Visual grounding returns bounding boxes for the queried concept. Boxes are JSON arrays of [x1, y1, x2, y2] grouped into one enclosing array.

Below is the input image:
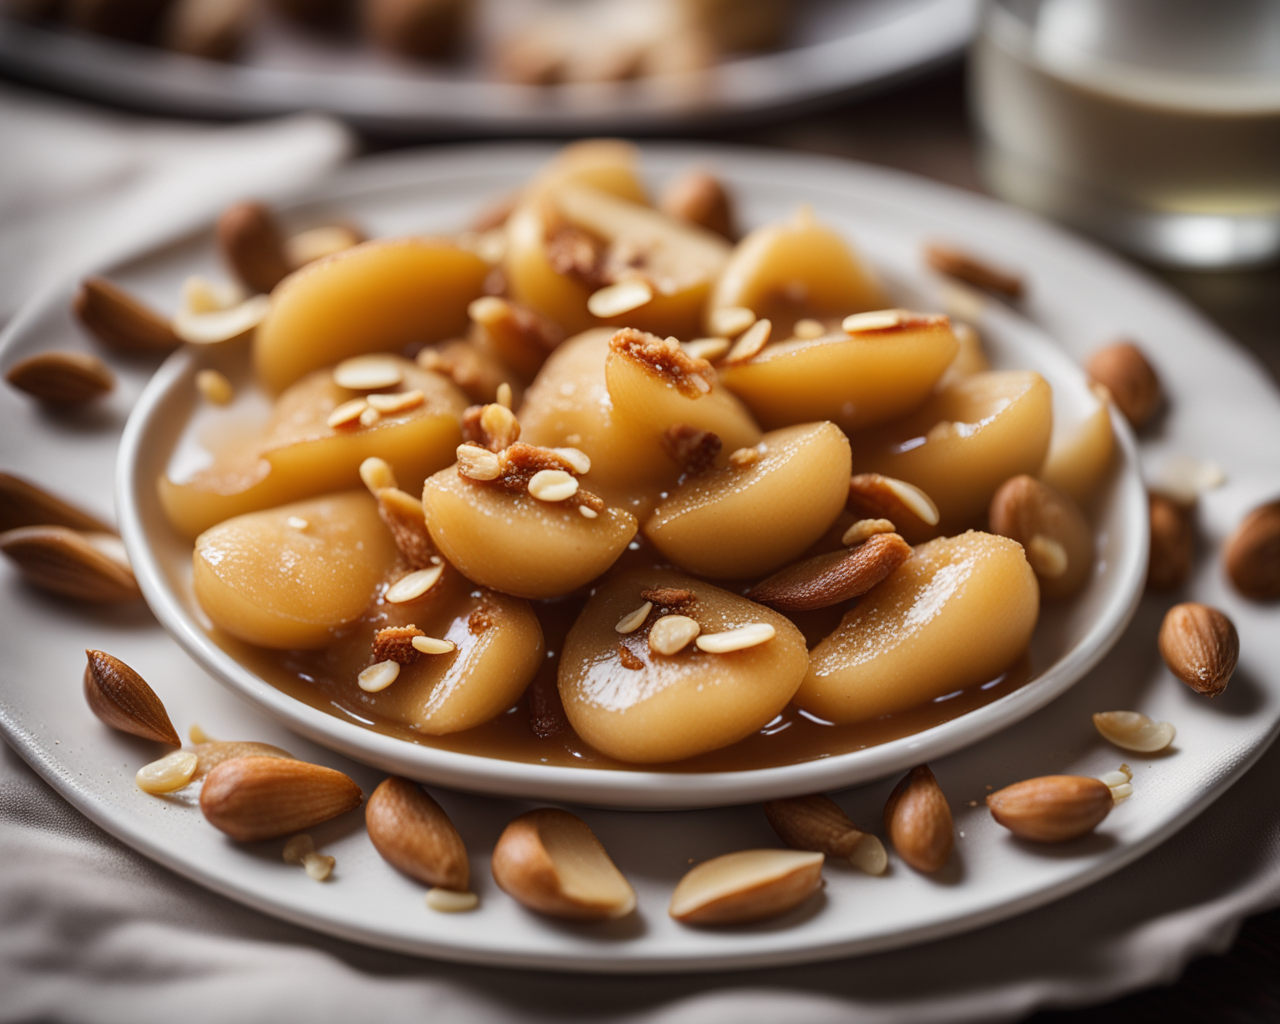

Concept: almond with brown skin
[[1223, 500, 1280, 601], [883, 765, 953, 873], [73, 277, 180, 354], [763, 794, 887, 875], [1147, 492, 1194, 592], [6, 352, 114, 405], [924, 243, 1024, 299], [1086, 342, 1161, 430], [0, 525, 140, 602], [988, 475, 1093, 600], [987, 775, 1113, 842], [659, 170, 735, 240], [747, 532, 911, 611], [217, 201, 291, 295], [847, 474, 940, 545], [1158, 602, 1238, 696], [83, 650, 180, 745], [0, 473, 113, 533], [200, 756, 363, 842], [366, 777, 470, 891]]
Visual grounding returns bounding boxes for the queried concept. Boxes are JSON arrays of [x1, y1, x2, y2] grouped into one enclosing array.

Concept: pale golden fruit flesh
[[644, 422, 851, 579], [558, 570, 809, 763], [718, 314, 959, 431], [850, 370, 1054, 527], [796, 531, 1039, 723], [160, 359, 466, 539], [708, 206, 887, 338], [193, 492, 399, 650], [525, 138, 648, 205], [254, 237, 489, 393], [1039, 390, 1115, 507]]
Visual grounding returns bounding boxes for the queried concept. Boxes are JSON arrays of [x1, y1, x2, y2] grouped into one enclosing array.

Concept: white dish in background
[[2, 144, 1278, 972]]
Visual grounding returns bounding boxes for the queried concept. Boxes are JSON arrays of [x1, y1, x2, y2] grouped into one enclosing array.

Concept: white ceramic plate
[[2, 145, 1278, 973], [0, 0, 976, 135], [112, 157, 1147, 808]]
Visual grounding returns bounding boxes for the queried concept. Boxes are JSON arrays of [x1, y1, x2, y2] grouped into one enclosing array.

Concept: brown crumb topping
[[609, 328, 714, 398], [640, 587, 697, 616], [546, 223, 608, 289], [618, 643, 644, 671], [373, 625, 425, 665], [376, 488, 437, 570], [528, 674, 569, 738], [462, 402, 521, 452], [462, 442, 605, 514], [661, 424, 721, 476], [468, 607, 494, 634]]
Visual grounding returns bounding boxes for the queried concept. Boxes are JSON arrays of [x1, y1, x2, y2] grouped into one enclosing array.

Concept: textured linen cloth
[[1, 82, 1278, 1024]]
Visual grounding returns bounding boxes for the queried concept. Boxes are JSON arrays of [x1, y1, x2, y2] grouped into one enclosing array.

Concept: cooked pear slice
[[193, 492, 399, 650], [1039, 386, 1116, 506], [559, 570, 808, 763], [644, 423, 851, 579], [796, 532, 1039, 724], [254, 237, 488, 393], [525, 138, 648, 205]]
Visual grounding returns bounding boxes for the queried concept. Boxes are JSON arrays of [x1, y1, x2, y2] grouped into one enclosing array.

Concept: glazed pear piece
[[718, 312, 960, 432], [707, 205, 887, 338], [644, 422, 851, 579], [796, 532, 1039, 724], [254, 237, 489, 393], [558, 570, 809, 763], [193, 491, 400, 650], [160, 357, 466, 539], [1039, 385, 1115, 507], [849, 370, 1054, 528], [524, 138, 648, 205]]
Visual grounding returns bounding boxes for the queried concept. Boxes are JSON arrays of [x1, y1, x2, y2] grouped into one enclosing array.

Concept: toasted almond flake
[[528, 469, 579, 502], [426, 887, 479, 913], [588, 280, 654, 318], [194, 368, 234, 405], [333, 355, 403, 391], [578, 505, 598, 519], [615, 601, 653, 634], [173, 294, 271, 345], [549, 447, 591, 474], [181, 275, 244, 314], [285, 516, 309, 530], [480, 403, 520, 448], [728, 446, 760, 468], [411, 635, 457, 655], [682, 337, 732, 361], [843, 309, 908, 333], [1027, 534, 1068, 579], [456, 444, 502, 481], [358, 660, 400, 692], [359, 406, 381, 427], [695, 623, 775, 653], [842, 518, 896, 546], [881, 476, 940, 526], [793, 318, 826, 339], [386, 565, 444, 604], [327, 398, 368, 428], [725, 318, 771, 364], [283, 834, 315, 864], [135, 750, 198, 794], [359, 456, 397, 493], [1146, 454, 1226, 507], [649, 614, 700, 655], [710, 306, 756, 338], [497, 382, 514, 409], [303, 852, 336, 881], [1093, 711, 1176, 753], [367, 389, 424, 414]]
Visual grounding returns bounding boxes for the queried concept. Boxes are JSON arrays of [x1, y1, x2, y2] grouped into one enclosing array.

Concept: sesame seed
[[615, 601, 653, 634], [695, 623, 775, 653], [358, 660, 400, 692], [386, 564, 444, 604]]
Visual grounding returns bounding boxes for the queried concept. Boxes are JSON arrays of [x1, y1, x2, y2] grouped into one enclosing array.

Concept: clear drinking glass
[[972, 0, 1280, 269]]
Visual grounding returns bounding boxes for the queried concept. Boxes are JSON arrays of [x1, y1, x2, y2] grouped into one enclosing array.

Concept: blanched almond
[[763, 794, 887, 875], [1158, 602, 1238, 697], [365, 777, 469, 892], [199, 756, 363, 842], [746, 532, 911, 611], [987, 775, 1112, 842], [83, 650, 180, 745], [1093, 711, 1176, 753], [883, 765, 952, 873], [669, 849, 824, 925]]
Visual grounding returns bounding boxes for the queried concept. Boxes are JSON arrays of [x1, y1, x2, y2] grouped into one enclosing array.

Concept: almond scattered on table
[[83, 649, 181, 745], [365, 777, 471, 894], [1086, 341, 1161, 430], [763, 794, 887, 876], [883, 764, 953, 873], [1223, 500, 1280, 601], [0, 525, 140, 602], [199, 756, 363, 842], [1158, 602, 1238, 697], [5, 351, 114, 405], [0, 473, 113, 533], [73, 276, 181, 354], [669, 849, 824, 925], [924, 243, 1024, 299], [1146, 492, 1194, 592], [987, 775, 1113, 843]]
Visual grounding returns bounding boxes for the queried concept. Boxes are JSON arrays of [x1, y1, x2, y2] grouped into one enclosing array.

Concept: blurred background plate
[[0, 0, 978, 135]]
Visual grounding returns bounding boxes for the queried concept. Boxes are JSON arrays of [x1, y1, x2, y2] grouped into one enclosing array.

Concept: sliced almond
[[615, 601, 653, 634], [695, 623, 775, 653], [491, 808, 635, 920], [217, 201, 290, 294], [587, 279, 653, 319], [883, 765, 953, 873], [682, 337, 732, 362], [841, 518, 895, 547], [195, 368, 234, 405], [848, 473, 940, 543], [72, 277, 180, 354], [1086, 341, 1161, 430], [724, 317, 771, 365], [326, 398, 368, 428], [426, 888, 479, 913], [457, 443, 502, 481], [763, 794, 887, 876], [367, 390, 425, 414], [0, 472, 113, 533], [793, 318, 826, 339], [135, 750, 199, 794], [333, 355, 403, 391], [358, 660, 400, 692], [173, 294, 271, 345], [1147, 492, 1194, 592], [747, 532, 911, 612], [386, 564, 445, 604], [1158, 602, 1238, 697], [285, 224, 363, 268], [360, 457, 398, 494], [366, 776, 470, 891], [709, 305, 756, 339], [669, 849, 824, 925], [649, 614, 700, 655], [6, 351, 114, 404], [924, 243, 1024, 299], [842, 309, 908, 333], [199, 756, 363, 842], [1093, 711, 1176, 753], [411, 635, 456, 655], [83, 649, 180, 745], [987, 775, 1113, 842], [0, 525, 140, 602], [1223, 500, 1280, 601], [375, 486, 436, 569], [527, 469, 579, 502], [190, 740, 293, 780]]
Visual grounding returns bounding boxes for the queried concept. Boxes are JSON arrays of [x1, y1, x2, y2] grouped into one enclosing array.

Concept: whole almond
[[365, 776, 469, 891], [0, 472, 113, 533], [6, 351, 114, 405], [0, 525, 140, 602], [217, 201, 291, 294], [364, 0, 466, 59], [163, 0, 253, 59], [83, 650, 180, 745], [847, 474, 940, 544], [491, 808, 635, 920], [659, 170, 735, 240], [190, 740, 294, 780], [763, 793, 887, 875], [73, 277, 180, 354], [883, 764, 953, 873], [747, 532, 911, 611], [923, 242, 1024, 299], [988, 475, 1093, 599], [987, 775, 1113, 842], [669, 849, 824, 925], [199, 756, 363, 842], [1147, 492, 1194, 592], [1086, 341, 1161, 430], [1158, 602, 1238, 696], [1223, 500, 1280, 601]]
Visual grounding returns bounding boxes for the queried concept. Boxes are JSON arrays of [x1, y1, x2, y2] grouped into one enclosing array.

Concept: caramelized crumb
[[609, 328, 714, 398], [468, 607, 494, 634], [662, 424, 721, 476], [546, 224, 608, 289], [618, 643, 644, 671], [528, 674, 569, 738], [376, 488, 437, 570], [640, 587, 697, 617], [373, 625, 425, 664], [417, 339, 509, 404]]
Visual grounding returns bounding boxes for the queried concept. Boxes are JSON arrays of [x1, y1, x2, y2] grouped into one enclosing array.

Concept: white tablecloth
[[1, 81, 1277, 1023]]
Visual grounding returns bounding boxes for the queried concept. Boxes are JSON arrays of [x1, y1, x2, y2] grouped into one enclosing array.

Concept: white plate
[[113, 163, 1147, 808], [2, 144, 1278, 973], [0, 0, 976, 134]]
